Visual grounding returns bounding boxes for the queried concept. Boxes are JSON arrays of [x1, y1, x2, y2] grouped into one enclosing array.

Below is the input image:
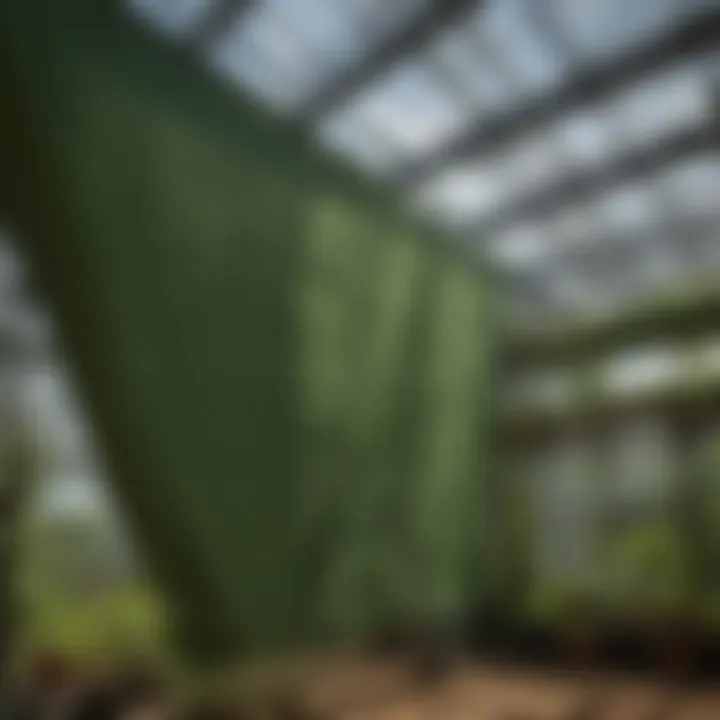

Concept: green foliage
[[18, 507, 170, 664], [23, 583, 169, 663], [599, 522, 692, 620]]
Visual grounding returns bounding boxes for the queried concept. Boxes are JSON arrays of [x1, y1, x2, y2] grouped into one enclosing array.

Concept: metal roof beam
[[507, 285, 720, 367], [395, 7, 720, 186], [471, 122, 719, 238], [297, 0, 481, 124], [512, 212, 720, 300]]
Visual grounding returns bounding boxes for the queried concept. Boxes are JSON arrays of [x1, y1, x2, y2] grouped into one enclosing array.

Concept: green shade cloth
[[0, 0, 497, 660]]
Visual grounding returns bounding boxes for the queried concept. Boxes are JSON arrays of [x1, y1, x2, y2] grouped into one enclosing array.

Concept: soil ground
[[285, 657, 720, 719]]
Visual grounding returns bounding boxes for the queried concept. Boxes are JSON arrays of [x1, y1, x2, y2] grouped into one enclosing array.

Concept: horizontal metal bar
[[515, 211, 719, 289], [297, 0, 481, 124], [506, 279, 720, 367], [473, 123, 720, 240], [502, 380, 720, 445]]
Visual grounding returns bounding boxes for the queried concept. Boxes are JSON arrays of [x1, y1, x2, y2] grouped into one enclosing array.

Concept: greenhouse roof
[[126, 0, 720, 330]]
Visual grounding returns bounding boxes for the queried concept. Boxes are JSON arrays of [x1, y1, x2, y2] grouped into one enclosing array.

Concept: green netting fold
[[0, 0, 496, 660]]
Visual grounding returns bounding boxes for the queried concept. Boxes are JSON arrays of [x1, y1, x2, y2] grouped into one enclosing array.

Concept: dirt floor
[[287, 657, 720, 719]]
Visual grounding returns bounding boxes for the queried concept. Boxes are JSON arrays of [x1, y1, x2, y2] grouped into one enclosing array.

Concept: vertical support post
[[669, 409, 704, 597], [657, 405, 708, 677], [0, 434, 31, 677], [0, 328, 31, 680]]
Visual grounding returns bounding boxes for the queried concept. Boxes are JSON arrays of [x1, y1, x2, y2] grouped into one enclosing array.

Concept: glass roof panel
[[346, 0, 430, 44], [210, 4, 321, 111], [320, 58, 473, 162], [659, 157, 720, 219], [127, 0, 216, 38], [486, 221, 557, 268], [550, 203, 599, 249], [555, 110, 621, 171], [432, 2, 533, 113], [642, 244, 687, 285], [259, 0, 370, 76], [596, 182, 658, 236], [242, 0, 431, 104], [316, 112, 400, 176], [430, 24, 508, 114], [549, 0, 683, 62], [526, 228, 719, 324], [414, 159, 504, 227], [263, 0, 354, 41], [209, 0, 436, 112], [603, 346, 684, 396], [499, 129, 570, 206], [472, 0, 570, 97], [610, 60, 715, 152]]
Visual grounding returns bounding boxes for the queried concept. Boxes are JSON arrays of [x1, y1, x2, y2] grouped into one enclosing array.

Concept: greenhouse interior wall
[[501, 287, 720, 657]]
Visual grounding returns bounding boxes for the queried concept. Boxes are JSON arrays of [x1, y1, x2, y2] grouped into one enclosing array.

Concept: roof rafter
[[508, 283, 720, 367], [297, 0, 482, 124], [503, 379, 720, 445], [512, 210, 720, 290], [471, 122, 720, 238]]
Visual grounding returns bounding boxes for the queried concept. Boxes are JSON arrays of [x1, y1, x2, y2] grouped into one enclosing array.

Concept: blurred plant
[[599, 522, 692, 622], [18, 506, 169, 663]]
